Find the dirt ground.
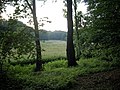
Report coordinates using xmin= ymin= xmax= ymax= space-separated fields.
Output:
xmin=70 ymin=68 xmax=120 ymax=90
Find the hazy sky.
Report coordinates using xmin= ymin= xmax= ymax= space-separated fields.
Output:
xmin=2 ymin=0 xmax=87 ymax=31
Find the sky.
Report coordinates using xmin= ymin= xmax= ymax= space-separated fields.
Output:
xmin=1 ymin=0 xmax=87 ymax=31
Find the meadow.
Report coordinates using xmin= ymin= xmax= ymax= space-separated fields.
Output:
xmin=10 ymin=40 xmax=67 ymax=65
xmin=41 ymin=40 xmax=66 ymax=59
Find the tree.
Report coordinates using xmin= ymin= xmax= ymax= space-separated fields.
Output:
xmin=84 ymin=0 xmax=120 ymax=61
xmin=25 ymin=0 xmax=42 ymax=71
xmin=0 ymin=0 xmax=44 ymax=71
xmin=63 ymin=0 xmax=83 ymax=60
xmin=0 ymin=19 xmax=35 ymax=72
xmin=66 ymin=0 xmax=78 ymax=66
xmin=73 ymin=0 xmax=82 ymax=60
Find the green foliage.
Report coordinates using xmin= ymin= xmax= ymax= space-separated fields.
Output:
xmin=0 ymin=19 xmax=35 ymax=71
xmin=5 ymin=58 xmax=116 ymax=90
xmin=77 ymin=58 xmax=112 ymax=74
xmin=10 ymin=64 xmax=34 ymax=74
xmin=74 ymin=27 xmax=93 ymax=58
xmin=86 ymin=0 xmax=120 ymax=61
xmin=74 ymin=0 xmax=120 ymax=62
xmin=44 ymin=60 xmax=67 ymax=70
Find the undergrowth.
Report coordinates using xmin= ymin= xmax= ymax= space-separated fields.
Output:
xmin=2 ymin=58 xmax=117 ymax=90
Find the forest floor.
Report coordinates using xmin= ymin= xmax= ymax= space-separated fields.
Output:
xmin=1 ymin=68 xmax=120 ymax=90
xmin=70 ymin=68 xmax=120 ymax=90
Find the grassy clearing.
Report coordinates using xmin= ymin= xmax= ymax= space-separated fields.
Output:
xmin=10 ymin=40 xmax=66 ymax=65
xmin=41 ymin=40 xmax=66 ymax=59
xmin=7 ymin=58 xmax=115 ymax=90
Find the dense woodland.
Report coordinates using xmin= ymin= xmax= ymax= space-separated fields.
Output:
xmin=0 ymin=0 xmax=120 ymax=90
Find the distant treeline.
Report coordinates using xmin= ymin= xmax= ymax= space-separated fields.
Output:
xmin=39 ymin=30 xmax=67 ymax=41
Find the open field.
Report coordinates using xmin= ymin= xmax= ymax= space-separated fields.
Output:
xmin=41 ymin=40 xmax=66 ymax=59
xmin=10 ymin=40 xmax=67 ymax=65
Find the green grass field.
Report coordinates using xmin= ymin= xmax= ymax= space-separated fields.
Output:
xmin=41 ymin=40 xmax=66 ymax=59
xmin=10 ymin=40 xmax=66 ymax=65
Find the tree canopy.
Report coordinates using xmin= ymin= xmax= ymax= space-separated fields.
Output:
xmin=77 ymin=0 xmax=120 ymax=61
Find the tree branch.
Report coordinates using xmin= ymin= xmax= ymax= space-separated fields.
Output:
xmin=24 ymin=0 xmax=33 ymax=14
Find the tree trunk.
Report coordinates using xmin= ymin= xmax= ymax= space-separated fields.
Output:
xmin=33 ymin=0 xmax=42 ymax=71
xmin=67 ymin=0 xmax=78 ymax=66
xmin=74 ymin=0 xmax=81 ymax=60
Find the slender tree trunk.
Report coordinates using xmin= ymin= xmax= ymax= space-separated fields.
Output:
xmin=33 ymin=0 xmax=42 ymax=71
xmin=74 ymin=0 xmax=80 ymax=60
xmin=67 ymin=0 xmax=78 ymax=66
